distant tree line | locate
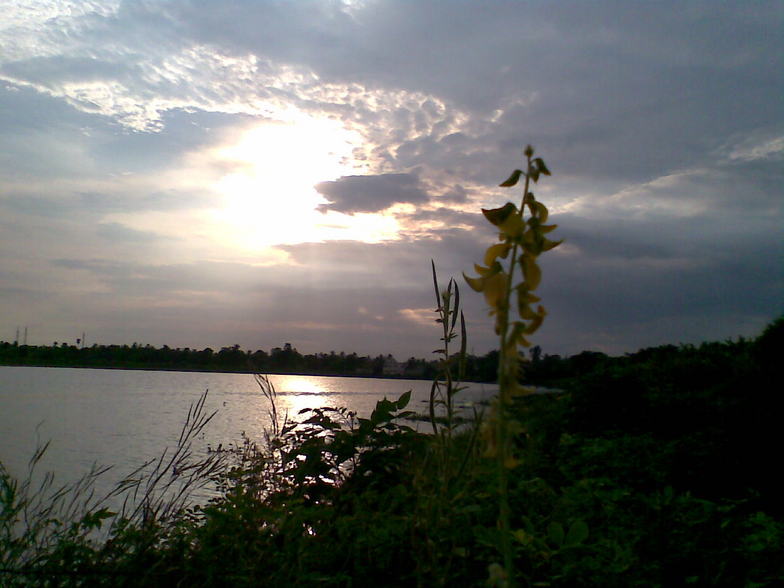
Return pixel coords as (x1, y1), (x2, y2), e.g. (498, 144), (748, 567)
(523, 333), (768, 387)
(2, 326), (772, 386)
(0, 340), (501, 382)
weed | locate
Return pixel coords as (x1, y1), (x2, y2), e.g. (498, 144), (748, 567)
(464, 145), (561, 585)
(0, 390), (226, 585)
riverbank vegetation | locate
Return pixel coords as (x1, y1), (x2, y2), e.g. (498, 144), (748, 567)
(2, 320), (781, 586)
(2, 147), (781, 586)
(0, 340), (501, 382)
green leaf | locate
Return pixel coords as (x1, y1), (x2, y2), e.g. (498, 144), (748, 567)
(521, 256), (542, 290)
(520, 290), (541, 303)
(428, 380), (438, 434)
(459, 311), (467, 379)
(482, 271), (507, 308)
(523, 310), (545, 335)
(82, 508), (116, 531)
(482, 202), (517, 227)
(508, 321), (526, 346)
(484, 242), (511, 266)
(547, 521), (565, 547)
(463, 273), (485, 292)
(451, 280), (460, 330)
(532, 201), (549, 223)
(396, 390), (411, 410)
(499, 169), (523, 187)
(533, 157), (551, 176)
(474, 262), (503, 277)
(565, 520), (589, 546)
(522, 228), (538, 253)
(431, 260), (440, 308)
(664, 485), (674, 503)
(95, 508), (115, 519)
(518, 301), (537, 320)
(370, 398), (394, 424)
(498, 213), (524, 238)
(505, 323), (532, 347)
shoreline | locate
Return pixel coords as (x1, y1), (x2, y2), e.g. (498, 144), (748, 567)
(0, 361), (497, 384)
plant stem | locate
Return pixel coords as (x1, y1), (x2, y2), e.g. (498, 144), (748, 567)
(495, 152), (533, 586)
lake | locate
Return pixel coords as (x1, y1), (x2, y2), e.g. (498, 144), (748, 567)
(0, 366), (498, 503)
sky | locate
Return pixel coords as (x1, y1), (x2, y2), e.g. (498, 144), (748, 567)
(0, 1), (781, 360)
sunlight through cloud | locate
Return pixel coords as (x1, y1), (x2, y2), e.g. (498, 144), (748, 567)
(210, 112), (399, 249)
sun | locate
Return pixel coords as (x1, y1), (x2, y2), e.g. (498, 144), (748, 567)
(211, 112), (398, 250)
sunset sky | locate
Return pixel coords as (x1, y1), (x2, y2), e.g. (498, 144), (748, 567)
(1, 1), (781, 359)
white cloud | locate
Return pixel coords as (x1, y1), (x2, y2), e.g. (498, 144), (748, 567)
(398, 308), (435, 327)
(0, 0), (120, 61)
(728, 135), (784, 162)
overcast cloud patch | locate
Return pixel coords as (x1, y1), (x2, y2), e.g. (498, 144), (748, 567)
(315, 173), (430, 214)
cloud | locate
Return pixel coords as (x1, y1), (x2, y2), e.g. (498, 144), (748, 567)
(727, 134), (784, 163)
(95, 222), (170, 243)
(440, 184), (471, 204)
(1, 0), (781, 359)
(398, 308), (435, 327)
(315, 173), (429, 214)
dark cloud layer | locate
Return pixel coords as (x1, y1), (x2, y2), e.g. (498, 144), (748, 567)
(315, 173), (428, 214)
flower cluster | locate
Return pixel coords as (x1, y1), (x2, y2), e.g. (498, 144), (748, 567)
(465, 145), (561, 363)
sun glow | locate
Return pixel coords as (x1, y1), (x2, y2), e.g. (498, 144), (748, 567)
(211, 113), (398, 249)
(272, 375), (337, 417)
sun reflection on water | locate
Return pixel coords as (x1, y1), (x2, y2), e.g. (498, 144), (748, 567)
(270, 375), (339, 420)
(273, 376), (327, 395)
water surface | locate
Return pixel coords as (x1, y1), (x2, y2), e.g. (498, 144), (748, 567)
(0, 366), (497, 494)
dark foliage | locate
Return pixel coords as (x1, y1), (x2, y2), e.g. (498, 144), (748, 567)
(0, 340), (501, 382)
(2, 318), (782, 586)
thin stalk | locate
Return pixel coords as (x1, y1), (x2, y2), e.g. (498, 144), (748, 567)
(442, 285), (454, 443)
(495, 151), (533, 585)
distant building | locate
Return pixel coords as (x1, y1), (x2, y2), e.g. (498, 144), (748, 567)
(382, 354), (405, 376)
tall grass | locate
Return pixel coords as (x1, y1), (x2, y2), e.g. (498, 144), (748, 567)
(0, 390), (226, 585)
